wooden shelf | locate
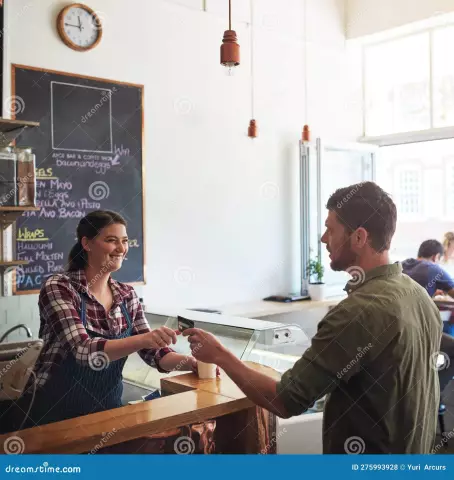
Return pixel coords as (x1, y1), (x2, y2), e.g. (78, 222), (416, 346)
(0, 206), (40, 227)
(0, 206), (40, 211)
(0, 118), (40, 132)
(0, 260), (28, 268)
(0, 118), (40, 148)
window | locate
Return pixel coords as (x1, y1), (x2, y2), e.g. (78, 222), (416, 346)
(394, 166), (422, 217)
(445, 159), (454, 217)
(303, 142), (375, 297)
(375, 138), (454, 262)
(364, 23), (454, 136)
(364, 33), (430, 136)
(433, 26), (454, 128)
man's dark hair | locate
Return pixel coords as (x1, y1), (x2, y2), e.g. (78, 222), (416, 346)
(417, 239), (444, 259)
(326, 181), (397, 252)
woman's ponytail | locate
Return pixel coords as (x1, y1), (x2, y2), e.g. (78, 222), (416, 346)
(67, 241), (88, 271)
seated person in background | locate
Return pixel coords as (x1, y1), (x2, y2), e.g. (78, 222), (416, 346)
(402, 239), (454, 299)
(443, 232), (454, 265)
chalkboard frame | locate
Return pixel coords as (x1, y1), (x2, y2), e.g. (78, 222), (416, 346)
(11, 63), (146, 294)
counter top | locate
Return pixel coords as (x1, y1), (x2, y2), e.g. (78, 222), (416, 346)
(0, 362), (280, 454)
(215, 297), (345, 318)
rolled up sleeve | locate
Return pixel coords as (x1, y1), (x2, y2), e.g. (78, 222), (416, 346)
(276, 305), (374, 417)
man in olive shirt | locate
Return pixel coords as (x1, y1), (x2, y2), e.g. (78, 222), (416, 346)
(184, 182), (442, 454)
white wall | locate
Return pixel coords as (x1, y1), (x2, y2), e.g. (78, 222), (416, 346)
(347, 0), (454, 38)
(0, 0), (360, 339)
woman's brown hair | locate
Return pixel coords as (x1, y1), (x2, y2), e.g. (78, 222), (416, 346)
(67, 210), (127, 271)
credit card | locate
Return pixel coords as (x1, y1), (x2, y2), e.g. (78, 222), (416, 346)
(177, 316), (195, 332)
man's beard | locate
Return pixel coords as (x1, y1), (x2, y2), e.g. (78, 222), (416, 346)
(330, 242), (357, 272)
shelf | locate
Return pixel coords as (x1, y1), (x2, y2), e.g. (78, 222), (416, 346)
(0, 118), (40, 148)
(0, 206), (40, 227)
(0, 260), (28, 268)
(0, 118), (40, 132)
(0, 206), (40, 211)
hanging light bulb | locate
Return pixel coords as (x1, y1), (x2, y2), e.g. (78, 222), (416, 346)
(221, 0), (240, 71)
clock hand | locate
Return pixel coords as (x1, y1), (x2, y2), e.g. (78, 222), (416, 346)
(78, 15), (82, 31)
(65, 23), (79, 28)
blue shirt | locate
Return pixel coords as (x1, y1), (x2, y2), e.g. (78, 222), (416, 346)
(402, 258), (454, 297)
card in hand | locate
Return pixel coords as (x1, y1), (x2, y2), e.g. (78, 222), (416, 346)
(177, 316), (195, 332)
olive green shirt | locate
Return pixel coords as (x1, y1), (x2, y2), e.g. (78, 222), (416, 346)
(276, 263), (442, 454)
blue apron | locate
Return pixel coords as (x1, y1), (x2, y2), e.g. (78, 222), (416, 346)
(28, 293), (133, 426)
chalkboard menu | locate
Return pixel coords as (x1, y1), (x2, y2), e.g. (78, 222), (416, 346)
(12, 65), (145, 293)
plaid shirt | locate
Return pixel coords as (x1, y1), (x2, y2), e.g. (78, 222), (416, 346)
(34, 269), (173, 389)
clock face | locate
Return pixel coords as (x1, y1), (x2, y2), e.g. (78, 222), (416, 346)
(59, 5), (101, 50)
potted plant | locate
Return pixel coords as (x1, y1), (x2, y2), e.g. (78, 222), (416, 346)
(306, 257), (325, 301)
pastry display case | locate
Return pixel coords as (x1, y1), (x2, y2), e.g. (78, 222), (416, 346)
(122, 309), (311, 389)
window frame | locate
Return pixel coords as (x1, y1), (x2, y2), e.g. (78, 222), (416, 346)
(362, 22), (454, 139)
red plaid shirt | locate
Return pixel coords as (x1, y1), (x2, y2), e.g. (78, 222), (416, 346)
(34, 269), (173, 389)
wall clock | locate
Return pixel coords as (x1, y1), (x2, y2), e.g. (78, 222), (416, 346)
(57, 4), (102, 52)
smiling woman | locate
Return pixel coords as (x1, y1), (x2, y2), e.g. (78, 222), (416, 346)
(1, 210), (197, 433)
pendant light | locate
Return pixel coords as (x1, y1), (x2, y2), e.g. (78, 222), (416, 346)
(301, 0), (310, 143)
(248, 0), (257, 138)
(221, 0), (240, 74)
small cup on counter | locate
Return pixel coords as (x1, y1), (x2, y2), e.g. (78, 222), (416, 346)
(197, 361), (217, 379)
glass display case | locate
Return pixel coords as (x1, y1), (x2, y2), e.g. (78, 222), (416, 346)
(122, 309), (311, 389)
(163, 309), (312, 374)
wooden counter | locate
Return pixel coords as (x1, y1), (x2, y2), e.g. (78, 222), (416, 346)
(0, 362), (280, 454)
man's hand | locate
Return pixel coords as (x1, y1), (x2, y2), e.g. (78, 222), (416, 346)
(184, 329), (289, 418)
(182, 328), (227, 365)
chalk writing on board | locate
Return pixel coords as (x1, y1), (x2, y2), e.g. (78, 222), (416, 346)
(17, 228), (49, 241)
(14, 65), (144, 292)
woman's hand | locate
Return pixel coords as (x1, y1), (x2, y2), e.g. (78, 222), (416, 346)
(141, 326), (179, 349)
